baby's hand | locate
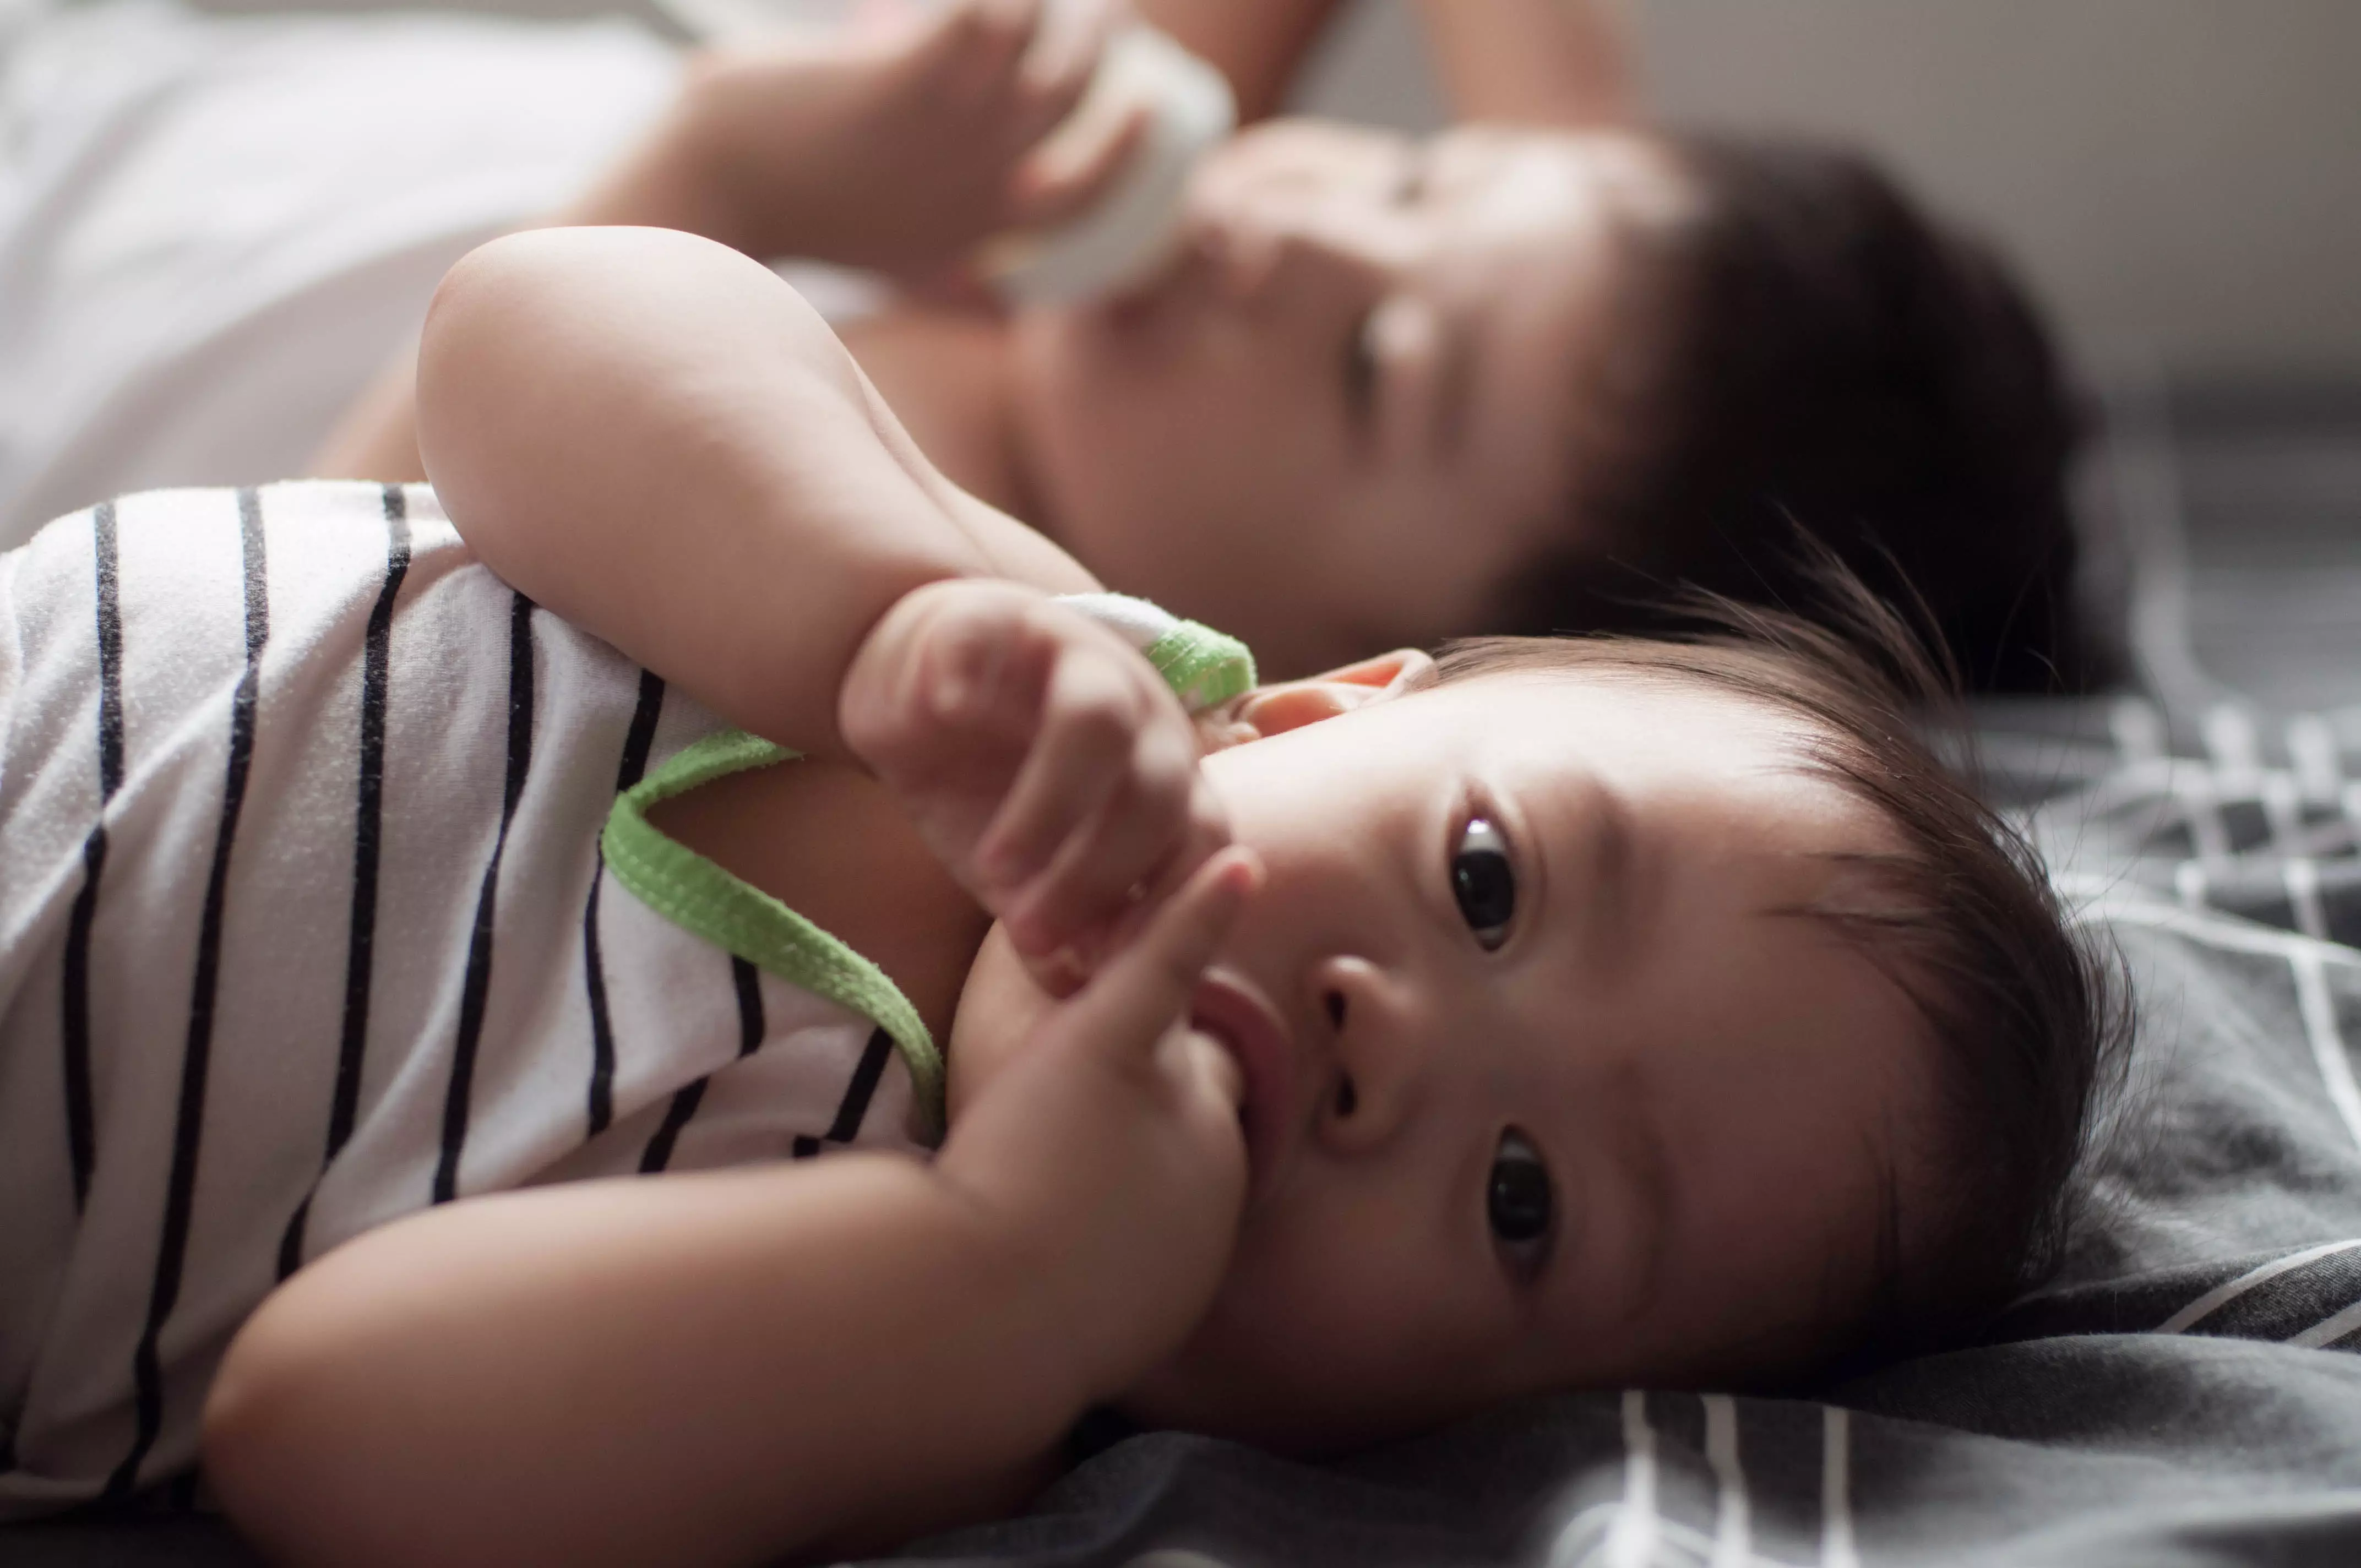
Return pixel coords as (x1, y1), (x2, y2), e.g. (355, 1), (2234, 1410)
(842, 579), (1230, 987)
(670, 0), (1145, 281)
(937, 850), (1260, 1400)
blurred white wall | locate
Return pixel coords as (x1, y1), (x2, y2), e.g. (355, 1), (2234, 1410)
(1291, 0), (2361, 383)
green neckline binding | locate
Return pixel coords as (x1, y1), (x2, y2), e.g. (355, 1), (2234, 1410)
(1144, 620), (1255, 710)
(594, 609), (1252, 1152)
(601, 731), (946, 1145)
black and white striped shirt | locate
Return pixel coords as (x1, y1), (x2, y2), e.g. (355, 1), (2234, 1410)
(0, 482), (929, 1516)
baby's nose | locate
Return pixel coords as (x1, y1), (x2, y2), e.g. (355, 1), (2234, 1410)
(1186, 165), (1405, 302)
(1308, 955), (1423, 1155)
(1191, 214), (1395, 318)
(1197, 118), (1410, 205)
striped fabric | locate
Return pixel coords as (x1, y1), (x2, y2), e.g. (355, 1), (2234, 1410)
(0, 482), (923, 1516)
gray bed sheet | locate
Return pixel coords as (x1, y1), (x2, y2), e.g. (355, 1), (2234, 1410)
(8, 385), (2361, 1566)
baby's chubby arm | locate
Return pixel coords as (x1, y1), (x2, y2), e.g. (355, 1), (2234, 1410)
(416, 222), (1094, 765)
(214, 231), (1263, 1563)
(422, 223), (1226, 972)
(205, 852), (1260, 1568)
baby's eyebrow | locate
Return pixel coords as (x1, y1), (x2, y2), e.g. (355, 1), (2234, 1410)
(1564, 777), (1638, 974)
(1591, 786), (1636, 957)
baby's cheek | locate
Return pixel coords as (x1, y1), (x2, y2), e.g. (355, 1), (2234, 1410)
(1212, 1215), (1441, 1374)
(1138, 1221), (1497, 1446)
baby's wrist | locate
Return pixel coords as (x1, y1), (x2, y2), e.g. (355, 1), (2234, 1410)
(835, 579), (946, 770)
(928, 1147), (1141, 1407)
(836, 578), (1053, 769)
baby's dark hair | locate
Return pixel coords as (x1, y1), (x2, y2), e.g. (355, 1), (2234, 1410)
(1509, 133), (2097, 695)
(1434, 563), (2129, 1374)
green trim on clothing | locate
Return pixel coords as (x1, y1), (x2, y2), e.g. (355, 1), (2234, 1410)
(1143, 619), (1255, 711)
(602, 730), (946, 1145)
(596, 606), (1253, 1152)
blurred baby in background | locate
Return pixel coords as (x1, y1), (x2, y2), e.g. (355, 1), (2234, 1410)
(309, 0), (2093, 689)
(1, 226), (2121, 1558)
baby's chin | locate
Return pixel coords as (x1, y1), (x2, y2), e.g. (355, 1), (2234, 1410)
(944, 922), (1059, 1124)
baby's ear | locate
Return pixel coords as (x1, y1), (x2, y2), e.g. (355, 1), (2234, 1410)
(1219, 649), (1436, 744)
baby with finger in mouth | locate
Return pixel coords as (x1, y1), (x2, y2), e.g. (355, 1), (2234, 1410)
(0, 226), (2120, 1566)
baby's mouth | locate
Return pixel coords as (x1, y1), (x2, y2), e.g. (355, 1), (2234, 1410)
(1185, 1010), (1256, 1163)
(1188, 972), (1297, 1194)
(1096, 239), (1216, 333)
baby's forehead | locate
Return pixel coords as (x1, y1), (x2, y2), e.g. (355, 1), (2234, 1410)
(1425, 657), (1792, 725)
(1421, 663), (1884, 830)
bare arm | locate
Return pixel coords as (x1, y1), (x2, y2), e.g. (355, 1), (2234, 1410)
(416, 224), (1094, 763)
(1133, 0), (1636, 127)
(1135, 0), (1345, 123)
(203, 855), (1256, 1568)
(309, 0), (1633, 486)
(311, 2), (1139, 484)
(1413, 0), (1637, 126)
(205, 1161), (1071, 1568)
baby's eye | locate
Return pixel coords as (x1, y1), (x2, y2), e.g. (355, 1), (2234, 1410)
(1488, 1129), (1553, 1264)
(1452, 816), (1515, 950)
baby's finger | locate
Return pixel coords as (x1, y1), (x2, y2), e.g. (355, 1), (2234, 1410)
(1003, 719), (1203, 957)
(1075, 777), (1231, 968)
(1060, 847), (1262, 1069)
(1005, 105), (1148, 233)
(972, 650), (1141, 898)
(907, 592), (1038, 741)
(1014, 0), (1120, 135)
(925, 0), (1042, 97)
(1036, 819), (1227, 1001)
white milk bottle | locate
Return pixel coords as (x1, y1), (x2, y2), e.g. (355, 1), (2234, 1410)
(652, 0), (1234, 304)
